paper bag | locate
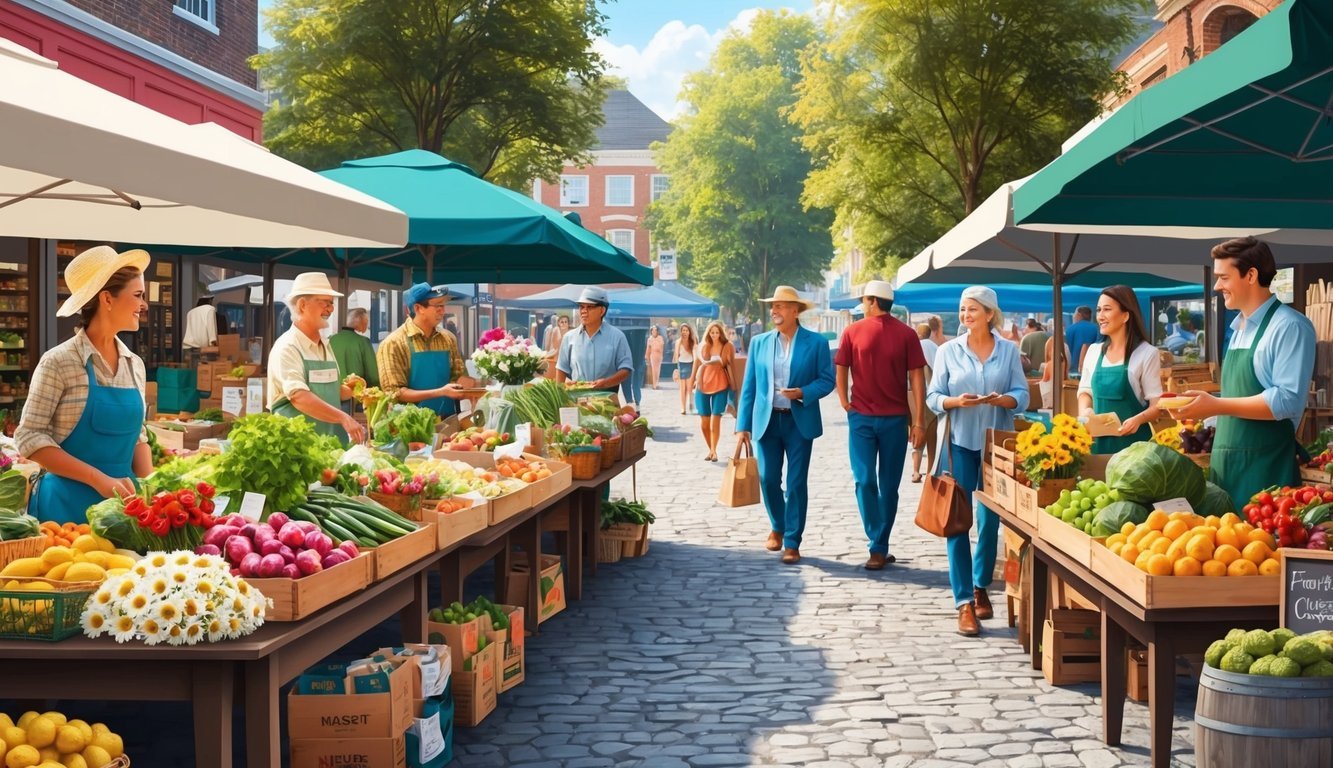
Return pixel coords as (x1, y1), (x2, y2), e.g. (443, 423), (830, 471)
(1085, 412), (1122, 437)
(718, 441), (760, 507)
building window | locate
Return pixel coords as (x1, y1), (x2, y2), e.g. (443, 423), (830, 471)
(606, 175), (634, 207)
(1141, 66), (1167, 89)
(560, 175), (588, 207)
(531, 179), (541, 202)
(651, 174), (669, 202)
(607, 229), (635, 256)
(173, 0), (218, 32)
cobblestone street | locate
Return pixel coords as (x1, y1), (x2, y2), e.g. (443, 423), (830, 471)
(455, 384), (1199, 767)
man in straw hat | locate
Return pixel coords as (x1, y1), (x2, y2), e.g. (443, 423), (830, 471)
(267, 272), (365, 446)
(835, 280), (927, 570)
(736, 286), (835, 564)
(377, 283), (474, 417)
(17, 245), (153, 523)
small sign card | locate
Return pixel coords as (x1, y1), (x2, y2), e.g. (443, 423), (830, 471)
(1280, 549), (1333, 634)
(247, 378), (265, 416)
(221, 387), (244, 417)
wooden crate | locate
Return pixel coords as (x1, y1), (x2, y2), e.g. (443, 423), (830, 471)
(1300, 467), (1331, 485)
(1089, 543), (1279, 610)
(990, 471), (1018, 517)
(246, 552), (372, 621)
(1036, 514), (1098, 570)
(489, 485), (533, 525)
(365, 524), (435, 580)
(1015, 482), (1065, 526)
(1127, 648), (1148, 702)
(434, 501), (489, 549)
(1042, 609), (1101, 685)
(527, 458), (572, 506)
(1049, 571), (1099, 612)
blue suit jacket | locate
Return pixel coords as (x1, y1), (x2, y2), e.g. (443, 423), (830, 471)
(737, 326), (836, 441)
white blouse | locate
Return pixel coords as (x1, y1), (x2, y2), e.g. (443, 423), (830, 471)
(1077, 341), (1163, 406)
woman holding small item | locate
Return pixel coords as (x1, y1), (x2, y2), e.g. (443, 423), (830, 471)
(691, 321), (736, 461)
(1076, 285), (1161, 454)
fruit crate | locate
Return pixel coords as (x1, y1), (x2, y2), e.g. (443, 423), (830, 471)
(1089, 542), (1280, 610)
(1036, 514), (1101, 570)
(0, 576), (101, 641)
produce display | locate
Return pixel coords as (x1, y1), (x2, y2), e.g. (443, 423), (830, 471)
(85, 481), (219, 553)
(214, 414), (340, 514)
(1205, 627), (1333, 677)
(285, 489), (417, 549)
(1044, 478), (1122, 535)
(0, 509), (40, 543)
(495, 456), (552, 483)
(0, 710), (124, 768)
(1242, 485), (1333, 550)
(404, 458), (528, 499)
(35, 522), (90, 549)
(1105, 441), (1207, 509)
(503, 379), (575, 429)
(1307, 447), (1333, 473)
(443, 427), (513, 452)
(433, 498), (474, 515)
(371, 403), (437, 447)
(198, 511), (361, 579)
(600, 498), (655, 529)
(1102, 511), (1281, 576)
(0, 535), (131, 582)
(544, 423), (599, 458)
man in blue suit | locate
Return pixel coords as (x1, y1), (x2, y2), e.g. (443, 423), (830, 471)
(737, 286), (836, 564)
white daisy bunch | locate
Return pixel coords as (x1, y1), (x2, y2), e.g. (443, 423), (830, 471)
(80, 551), (271, 645)
(471, 328), (548, 385)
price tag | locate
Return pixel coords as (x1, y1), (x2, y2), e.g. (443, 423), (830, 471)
(239, 491), (266, 520)
(221, 387), (244, 417)
(1154, 497), (1195, 514)
(247, 378), (265, 415)
(558, 407), (580, 428)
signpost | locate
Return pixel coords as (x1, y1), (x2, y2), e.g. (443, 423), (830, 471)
(658, 251), (677, 281)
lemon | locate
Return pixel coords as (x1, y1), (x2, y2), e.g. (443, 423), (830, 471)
(5, 744), (41, 768)
(25, 716), (56, 748)
(54, 725), (85, 755)
(36, 749), (59, 764)
(37, 763), (64, 768)
(0, 712), (13, 730)
(2, 724), (27, 746)
(65, 721), (92, 745)
(59, 756), (88, 768)
(79, 746), (110, 768)
(37, 714), (64, 728)
(43, 563), (71, 581)
(88, 732), (121, 759)
(88, 724), (108, 737)
(70, 535), (99, 554)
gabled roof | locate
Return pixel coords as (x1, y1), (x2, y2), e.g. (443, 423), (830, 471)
(593, 89), (672, 150)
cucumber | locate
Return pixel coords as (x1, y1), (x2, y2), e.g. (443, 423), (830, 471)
(339, 506), (412, 540)
(285, 506), (321, 524)
(326, 508), (382, 542)
(318, 517), (357, 545)
(330, 501), (415, 535)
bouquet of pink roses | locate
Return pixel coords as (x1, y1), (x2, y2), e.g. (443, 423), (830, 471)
(472, 329), (548, 386)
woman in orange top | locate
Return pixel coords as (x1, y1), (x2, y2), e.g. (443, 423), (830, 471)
(691, 321), (736, 461)
(645, 325), (666, 389)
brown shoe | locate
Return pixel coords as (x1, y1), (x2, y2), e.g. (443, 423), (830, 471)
(957, 603), (980, 636)
(781, 548), (801, 564)
(765, 531), (782, 551)
(865, 552), (888, 570)
(973, 589), (993, 620)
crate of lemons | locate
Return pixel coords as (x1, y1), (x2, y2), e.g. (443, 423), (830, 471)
(0, 709), (126, 768)
(1103, 509), (1281, 577)
(0, 534), (132, 639)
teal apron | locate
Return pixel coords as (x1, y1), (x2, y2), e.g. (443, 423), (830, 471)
(31, 359), (142, 525)
(409, 333), (455, 417)
(272, 353), (350, 447)
(1211, 301), (1299, 509)
(1090, 346), (1152, 454)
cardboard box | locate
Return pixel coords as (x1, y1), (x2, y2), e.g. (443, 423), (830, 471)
(1042, 608), (1100, 685)
(1002, 524), (1026, 599)
(146, 418), (230, 452)
(218, 333), (243, 361)
(506, 553), (566, 625)
(287, 658), (414, 739)
(246, 552), (372, 621)
(452, 641), (497, 727)
(485, 605), (525, 692)
(290, 736), (406, 768)
(426, 613), (488, 672)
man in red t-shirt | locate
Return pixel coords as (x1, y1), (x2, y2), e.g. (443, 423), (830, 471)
(835, 280), (927, 570)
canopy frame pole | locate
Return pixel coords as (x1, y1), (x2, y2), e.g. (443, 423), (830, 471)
(1179, 117), (1333, 162)
(425, 245), (436, 285)
(1051, 233), (1067, 416)
(260, 260), (276, 368)
(337, 251), (351, 306)
(994, 236), (1053, 274)
(1203, 265), (1215, 366)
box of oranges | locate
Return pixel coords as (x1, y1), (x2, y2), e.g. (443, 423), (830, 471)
(1090, 510), (1281, 609)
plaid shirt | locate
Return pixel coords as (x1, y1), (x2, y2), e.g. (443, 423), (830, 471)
(15, 330), (147, 458)
(376, 320), (466, 397)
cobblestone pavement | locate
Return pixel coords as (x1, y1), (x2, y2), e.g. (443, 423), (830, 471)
(454, 384), (1200, 767)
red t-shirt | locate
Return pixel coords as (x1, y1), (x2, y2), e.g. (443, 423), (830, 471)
(834, 315), (926, 416)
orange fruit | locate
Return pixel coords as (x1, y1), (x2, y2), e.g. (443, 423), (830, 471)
(1234, 522), (1255, 538)
(1127, 527), (1149, 546)
(1150, 537), (1172, 556)
(1121, 522), (1137, 536)
(1246, 529), (1277, 549)
(1220, 512), (1242, 528)
(1204, 515), (1222, 528)
(1134, 550), (1154, 571)
(1241, 540), (1271, 565)
(1163, 519), (1189, 541)
(1202, 559), (1228, 577)
(1227, 559), (1258, 577)
(1173, 556), (1202, 576)
(1120, 544), (1140, 564)
(1194, 526), (1219, 544)
(1146, 510), (1169, 531)
(1139, 531), (1164, 549)
(1146, 554), (1173, 576)
(1215, 526), (1240, 549)
(1106, 533), (1127, 547)
(1214, 544), (1242, 565)
(1109, 541), (1124, 556)
(1166, 538), (1189, 560)
(1259, 558), (1281, 576)
(1185, 535), (1215, 562)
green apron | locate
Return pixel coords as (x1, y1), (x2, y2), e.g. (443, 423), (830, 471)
(1211, 300), (1298, 510)
(272, 353), (350, 447)
(1090, 346), (1152, 454)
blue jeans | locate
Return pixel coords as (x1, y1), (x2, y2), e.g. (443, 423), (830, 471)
(621, 365), (644, 405)
(939, 443), (998, 607)
(695, 389), (729, 416)
(848, 411), (909, 555)
(755, 410), (813, 550)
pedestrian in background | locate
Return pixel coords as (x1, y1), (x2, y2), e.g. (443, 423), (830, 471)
(619, 322), (647, 408)
(927, 286), (1028, 637)
(909, 323), (938, 484)
(543, 315), (570, 379)
(1065, 305), (1100, 371)
(736, 287), (835, 565)
(835, 281), (926, 569)
(692, 320), (736, 462)
(1020, 317), (1050, 375)
(1040, 335), (1073, 411)
(329, 307), (379, 398)
(646, 325), (665, 389)
(674, 323), (697, 415)
(928, 315), (946, 346)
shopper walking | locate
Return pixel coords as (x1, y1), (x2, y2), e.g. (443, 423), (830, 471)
(675, 323), (697, 415)
(736, 287), (835, 565)
(692, 321), (737, 462)
(909, 323), (938, 484)
(835, 281), (926, 569)
(646, 325), (665, 388)
(543, 315), (570, 379)
(927, 286), (1028, 636)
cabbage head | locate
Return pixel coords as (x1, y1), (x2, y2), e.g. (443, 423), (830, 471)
(1196, 482), (1235, 518)
(1090, 501), (1151, 537)
(1105, 441), (1207, 508)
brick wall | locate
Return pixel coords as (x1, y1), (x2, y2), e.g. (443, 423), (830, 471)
(535, 161), (661, 266)
(61, 0), (257, 87)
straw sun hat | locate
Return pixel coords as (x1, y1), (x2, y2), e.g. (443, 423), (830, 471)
(759, 285), (812, 312)
(284, 272), (344, 304)
(56, 246), (151, 318)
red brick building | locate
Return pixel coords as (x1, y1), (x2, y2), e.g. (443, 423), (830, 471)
(0, 0), (264, 138)
(1116, 0), (1280, 103)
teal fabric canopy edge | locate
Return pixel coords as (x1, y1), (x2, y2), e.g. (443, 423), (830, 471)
(1012, 0), (1313, 228)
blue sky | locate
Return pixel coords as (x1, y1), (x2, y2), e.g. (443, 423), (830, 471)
(258, 1), (814, 120)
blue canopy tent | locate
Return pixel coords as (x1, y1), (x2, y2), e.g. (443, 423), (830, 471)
(500, 282), (719, 318)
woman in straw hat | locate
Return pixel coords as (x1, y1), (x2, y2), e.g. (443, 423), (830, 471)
(926, 286), (1028, 637)
(16, 246), (153, 523)
(266, 272), (366, 447)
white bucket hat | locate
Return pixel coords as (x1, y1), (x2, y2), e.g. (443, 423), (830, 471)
(56, 246), (151, 317)
(860, 280), (894, 301)
(284, 272), (344, 304)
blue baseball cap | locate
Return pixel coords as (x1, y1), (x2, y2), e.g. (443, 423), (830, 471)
(405, 282), (448, 312)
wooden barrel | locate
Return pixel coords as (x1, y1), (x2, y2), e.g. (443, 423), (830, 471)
(1195, 665), (1333, 767)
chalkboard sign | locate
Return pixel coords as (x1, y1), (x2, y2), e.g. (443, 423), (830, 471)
(1280, 549), (1333, 634)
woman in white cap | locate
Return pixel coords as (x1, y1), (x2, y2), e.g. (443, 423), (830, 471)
(16, 246), (153, 523)
(267, 273), (366, 447)
(926, 286), (1029, 637)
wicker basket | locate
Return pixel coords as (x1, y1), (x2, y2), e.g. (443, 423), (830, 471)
(603, 522), (647, 557)
(0, 576), (101, 641)
(619, 425), (647, 458)
(596, 537), (623, 563)
(564, 447), (602, 480)
(109, 757), (131, 768)
(599, 435), (622, 469)
(0, 535), (45, 571)
(366, 491), (422, 517)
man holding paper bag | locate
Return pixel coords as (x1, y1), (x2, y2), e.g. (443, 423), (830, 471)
(1076, 285), (1161, 454)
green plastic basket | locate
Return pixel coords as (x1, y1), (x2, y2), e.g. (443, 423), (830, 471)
(0, 577), (99, 641)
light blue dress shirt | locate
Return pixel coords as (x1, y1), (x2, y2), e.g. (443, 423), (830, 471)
(772, 332), (794, 408)
(557, 322), (634, 382)
(1226, 295), (1315, 426)
(926, 330), (1030, 452)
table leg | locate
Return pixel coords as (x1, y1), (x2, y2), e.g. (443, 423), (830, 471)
(520, 517), (542, 636)
(439, 550), (463, 605)
(192, 663), (234, 768)
(1147, 631), (1177, 768)
(401, 568), (428, 643)
(569, 497), (584, 600)
(585, 489), (600, 577)
(245, 656), (281, 768)
(1030, 553), (1048, 670)
(1100, 608), (1127, 747)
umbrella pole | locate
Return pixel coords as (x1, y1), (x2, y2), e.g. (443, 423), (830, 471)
(260, 260), (275, 368)
(1051, 233), (1067, 416)
(1203, 265), (1214, 366)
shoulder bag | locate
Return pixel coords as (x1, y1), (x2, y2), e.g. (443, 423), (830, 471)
(914, 413), (974, 537)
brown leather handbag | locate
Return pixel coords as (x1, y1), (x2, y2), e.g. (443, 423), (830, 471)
(914, 414), (974, 537)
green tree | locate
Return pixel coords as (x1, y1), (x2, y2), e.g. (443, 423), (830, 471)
(255, 0), (609, 187)
(791, 0), (1147, 275)
(647, 12), (834, 317)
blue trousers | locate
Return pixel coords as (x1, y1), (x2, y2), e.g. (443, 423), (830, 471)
(848, 412), (909, 555)
(755, 410), (813, 550)
(621, 365), (644, 405)
(938, 443), (998, 607)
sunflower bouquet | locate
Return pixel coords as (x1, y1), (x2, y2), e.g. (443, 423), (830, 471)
(1015, 414), (1092, 487)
